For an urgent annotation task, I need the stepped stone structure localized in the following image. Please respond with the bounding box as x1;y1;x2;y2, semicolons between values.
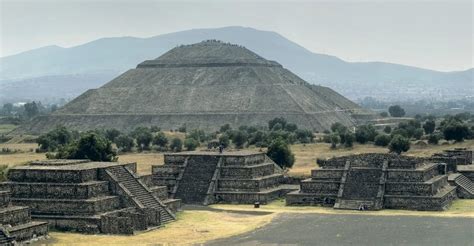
19;40;373;134
0;190;48;244
286;153;459;211
151;151;294;205
0;160;177;234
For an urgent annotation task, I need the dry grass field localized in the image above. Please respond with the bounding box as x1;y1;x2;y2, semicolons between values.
40;210;275;245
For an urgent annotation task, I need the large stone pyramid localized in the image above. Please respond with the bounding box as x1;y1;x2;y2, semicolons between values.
24;40;373;134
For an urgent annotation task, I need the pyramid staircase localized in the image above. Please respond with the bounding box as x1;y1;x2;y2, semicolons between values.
448;173;474;199
153;151;293;205
106;166;175;224
174;156;220;204
334;161;387;210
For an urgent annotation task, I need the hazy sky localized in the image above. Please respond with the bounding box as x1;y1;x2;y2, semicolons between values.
0;0;472;71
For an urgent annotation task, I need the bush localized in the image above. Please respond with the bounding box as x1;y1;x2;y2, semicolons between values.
178;125;187;133
52;132;116;161
131;127;153;150
388;105;406;117
295;129;313;143
219;124;231;133
152;132;168;148
115;135;134;152
184;138;199;151
232;130;248;149
218;134;230;148
427;134;440;145
267;139;295;169
374;134;391;147
343;132;355;148
413;128;424;140
285;123;298;132
330;133;340;149
268;117;287;130
383;126;392;134
443;120;469;142
423;120;436;134
355;125;377;144
37;125;73;151
389;134;410;154
105;128;121;142
170;138;183;152
380;112;389;118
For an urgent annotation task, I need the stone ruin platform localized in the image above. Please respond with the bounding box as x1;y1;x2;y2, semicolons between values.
1;160;177;234
0;189;48;244
286;153;459;211
151;151;296;205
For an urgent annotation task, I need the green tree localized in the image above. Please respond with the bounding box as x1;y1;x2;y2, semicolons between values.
24;101;39;118
268;117;287;130
105;128;121;142
330;133;341;149
184;138;199;151
131;127;153;150
380;112;389;118
232;130;248;149
388;105;406;117
295;129;313;144
383;126;392;134
37;125;73;151
153;132;168;148
389;134;410;154
343;132;355;148
423;120;436;134
115;135;134;152
267;139;295;169
218;134;230;148
374;134;391;147
2;103;13;115
53;132;116;161
170;138;183;152
285;123;298;132
355;125;377;144
443;121;469;142
219;124;231;133
427;134;440;145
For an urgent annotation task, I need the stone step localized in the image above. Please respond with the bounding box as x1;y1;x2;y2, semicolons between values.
7;221;48;243
0;206;31;226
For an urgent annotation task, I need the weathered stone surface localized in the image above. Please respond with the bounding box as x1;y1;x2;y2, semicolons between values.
288;152;460;211
152;151;295;205
2;160;177;234
16;40;373;134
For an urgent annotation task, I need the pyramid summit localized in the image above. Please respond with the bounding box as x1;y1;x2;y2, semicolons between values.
22;40;373;134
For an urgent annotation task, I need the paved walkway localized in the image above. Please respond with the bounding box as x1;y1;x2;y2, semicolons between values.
207;213;474;246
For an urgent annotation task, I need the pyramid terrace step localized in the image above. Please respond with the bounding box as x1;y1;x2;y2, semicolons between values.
220;163;276;178
214;185;296;204
0;206;31;226
311;169;345;180
386;163;439;182
217;173;283;192
11;196;120;216
1;181;109;199
385;175;448;196
384;185;457;211
300;179;340;194
7;221;48;242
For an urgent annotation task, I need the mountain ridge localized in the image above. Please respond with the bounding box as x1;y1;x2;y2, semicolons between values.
0;26;472;103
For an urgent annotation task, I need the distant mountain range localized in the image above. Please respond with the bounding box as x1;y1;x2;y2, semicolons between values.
1;26;472;104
